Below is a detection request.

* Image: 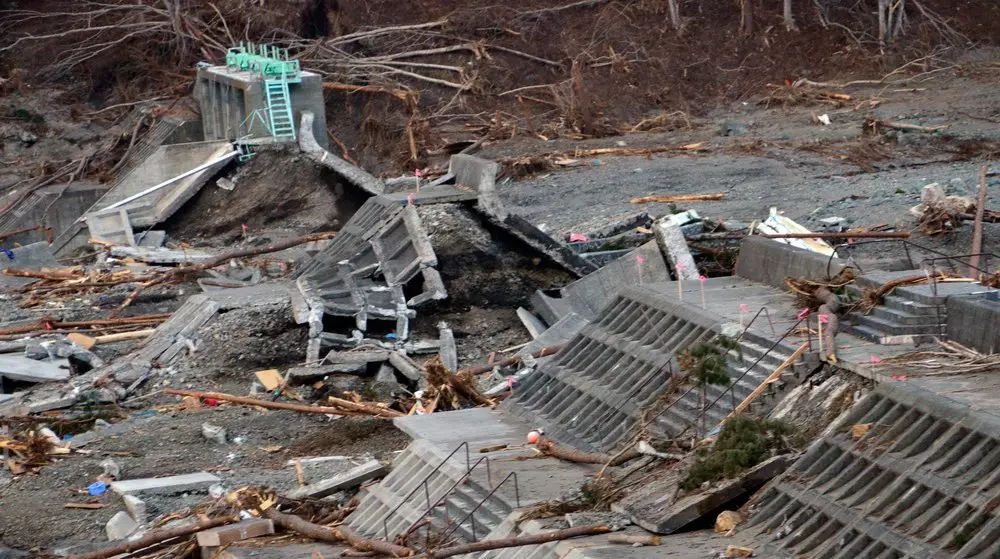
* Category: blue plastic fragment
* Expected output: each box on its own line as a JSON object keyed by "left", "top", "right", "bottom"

{"left": 88, "top": 481, "right": 107, "bottom": 496}
{"left": 1, "top": 248, "right": 13, "bottom": 261}
{"left": 385, "top": 333, "right": 398, "bottom": 340}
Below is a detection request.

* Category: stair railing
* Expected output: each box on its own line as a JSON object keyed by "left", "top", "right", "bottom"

{"left": 381, "top": 441, "right": 471, "bottom": 542}
{"left": 433, "top": 472, "right": 520, "bottom": 549}
{"left": 738, "top": 306, "right": 777, "bottom": 340}
{"left": 669, "top": 316, "right": 806, "bottom": 439}
{"left": 398, "top": 454, "right": 493, "bottom": 548}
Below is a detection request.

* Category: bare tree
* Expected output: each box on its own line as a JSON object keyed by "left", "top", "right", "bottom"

{"left": 783, "top": 0, "right": 798, "bottom": 31}
{"left": 740, "top": 0, "right": 754, "bottom": 36}
{"left": 666, "top": 0, "right": 681, "bottom": 30}
{"left": 878, "top": 0, "right": 908, "bottom": 44}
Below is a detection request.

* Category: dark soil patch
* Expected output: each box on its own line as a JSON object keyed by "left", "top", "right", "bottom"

{"left": 285, "top": 419, "right": 410, "bottom": 460}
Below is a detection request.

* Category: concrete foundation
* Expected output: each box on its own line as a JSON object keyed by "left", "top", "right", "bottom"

{"left": 195, "top": 65, "right": 327, "bottom": 147}
{"left": 736, "top": 237, "right": 845, "bottom": 288}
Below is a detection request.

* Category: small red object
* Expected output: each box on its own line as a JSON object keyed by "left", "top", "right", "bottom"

{"left": 797, "top": 308, "right": 809, "bottom": 320}
{"left": 241, "top": 224, "right": 248, "bottom": 233}
{"left": 203, "top": 398, "right": 219, "bottom": 407}
{"left": 636, "top": 254, "right": 645, "bottom": 264}
{"left": 527, "top": 430, "right": 540, "bottom": 444}
{"left": 407, "top": 192, "right": 416, "bottom": 206}
{"left": 44, "top": 322, "right": 53, "bottom": 330}
{"left": 818, "top": 313, "right": 830, "bottom": 324}
{"left": 699, "top": 275, "right": 708, "bottom": 282}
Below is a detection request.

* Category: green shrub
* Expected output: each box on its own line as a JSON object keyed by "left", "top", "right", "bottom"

{"left": 681, "top": 416, "right": 794, "bottom": 491}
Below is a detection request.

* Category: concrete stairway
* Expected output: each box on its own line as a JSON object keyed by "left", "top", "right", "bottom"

{"left": 344, "top": 439, "right": 515, "bottom": 549}
{"left": 745, "top": 382, "right": 1000, "bottom": 558}
{"left": 842, "top": 270, "right": 997, "bottom": 346}
{"left": 653, "top": 330, "right": 807, "bottom": 438}
{"left": 503, "top": 286, "right": 721, "bottom": 452}
{"left": 843, "top": 275, "right": 946, "bottom": 345}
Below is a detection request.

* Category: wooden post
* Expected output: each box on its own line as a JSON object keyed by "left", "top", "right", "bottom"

{"left": 969, "top": 164, "right": 989, "bottom": 279}
{"left": 723, "top": 342, "right": 809, "bottom": 421}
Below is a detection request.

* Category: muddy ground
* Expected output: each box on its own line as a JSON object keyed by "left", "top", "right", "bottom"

{"left": 490, "top": 64, "right": 1000, "bottom": 265}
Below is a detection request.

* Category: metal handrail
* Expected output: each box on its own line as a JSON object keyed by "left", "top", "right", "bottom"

{"left": 382, "top": 441, "right": 471, "bottom": 541}
{"left": 678, "top": 316, "right": 807, "bottom": 438}
{"left": 738, "top": 306, "right": 777, "bottom": 340}
{"left": 433, "top": 472, "right": 521, "bottom": 548}
{"left": 398, "top": 455, "right": 494, "bottom": 547}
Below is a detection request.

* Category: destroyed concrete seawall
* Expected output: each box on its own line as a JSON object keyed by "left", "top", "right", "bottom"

{"left": 746, "top": 381, "right": 1000, "bottom": 558}
{"left": 504, "top": 286, "right": 722, "bottom": 452}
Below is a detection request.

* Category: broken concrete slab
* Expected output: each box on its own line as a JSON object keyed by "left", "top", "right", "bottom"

{"left": 516, "top": 307, "right": 547, "bottom": 339}
{"left": 616, "top": 455, "right": 794, "bottom": 534}
{"left": 110, "top": 245, "right": 215, "bottom": 264}
{"left": 557, "top": 240, "right": 669, "bottom": 320}
{"left": 299, "top": 111, "right": 384, "bottom": 196}
{"left": 286, "top": 459, "right": 387, "bottom": 499}
{"left": 322, "top": 350, "right": 391, "bottom": 367}
{"left": 106, "top": 510, "right": 140, "bottom": 541}
{"left": 111, "top": 472, "right": 221, "bottom": 496}
{"left": 387, "top": 351, "right": 423, "bottom": 382}
{"left": 196, "top": 519, "right": 274, "bottom": 548}
{"left": 0, "top": 355, "right": 70, "bottom": 383}
{"left": 654, "top": 219, "right": 698, "bottom": 280}
{"left": 122, "top": 494, "right": 147, "bottom": 524}
{"left": 450, "top": 154, "right": 505, "bottom": 218}
{"left": 0, "top": 242, "right": 58, "bottom": 287}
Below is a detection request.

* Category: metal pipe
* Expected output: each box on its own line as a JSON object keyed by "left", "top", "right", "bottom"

{"left": 102, "top": 149, "right": 239, "bottom": 212}
{"left": 688, "top": 231, "right": 910, "bottom": 241}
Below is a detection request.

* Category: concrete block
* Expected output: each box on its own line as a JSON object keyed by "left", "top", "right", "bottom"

{"left": 286, "top": 460, "right": 387, "bottom": 499}
{"left": 559, "top": 241, "right": 669, "bottom": 320}
{"left": 111, "top": 472, "right": 221, "bottom": 496}
{"left": 516, "top": 308, "right": 547, "bottom": 339}
{"left": 196, "top": 519, "right": 274, "bottom": 547}
{"left": 0, "top": 242, "right": 58, "bottom": 287}
{"left": 106, "top": 511, "right": 140, "bottom": 540}
{"left": 123, "top": 495, "right": 147, "bottom": 524}
{"left": 437, "top": 322, "right": 458, "bottom": 371}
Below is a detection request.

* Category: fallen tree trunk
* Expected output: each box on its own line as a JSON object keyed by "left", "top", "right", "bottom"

{"left": 462, "top": 345, "right": 564, "bottom": 375}
{"left": 164, "top": 389, "right": 403, "bottom": 418}
{"left": 265, "top": 508, "right": 414, "bottom": 557}
{"left": 69, "top": 516, "right": 237, "bottom": 559}
{"left": 866, "top": 116, "right": 950, "bottom": 134}
{"left": 117, "top": 232, "right": 338, "bottom": 311}
{"left": 423, "top": 524, "right": 612, "bottom": 558}
{"left": 536, "top": 439, "right": 641, "bottom": 466}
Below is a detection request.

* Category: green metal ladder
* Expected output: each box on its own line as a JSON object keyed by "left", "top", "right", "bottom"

{"left": 264, "top": 75, "right": 296, "bottom": 141}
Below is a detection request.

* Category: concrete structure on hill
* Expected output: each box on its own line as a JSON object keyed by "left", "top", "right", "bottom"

{"left": 195, "top": 43, "right": 327, "bottom": 147}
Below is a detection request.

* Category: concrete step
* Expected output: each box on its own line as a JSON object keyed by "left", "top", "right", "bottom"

{"left": 870, "top": 305, "right": 942, "bottom": 326}
{"left": 846, "top": 323, "right": 939, "bottom": 346}
{"left": 855, "top": 313, "right": 943, "bottom": 336}
{"left": 883, "top": 294, "right": 942, "bottom": 316}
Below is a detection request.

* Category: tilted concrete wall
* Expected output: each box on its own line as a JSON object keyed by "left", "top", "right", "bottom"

{"left": 504, "top": 286, "right": 722, "bottom": 452}
{"left": 946, "top": 296, "right": 1000, "bottom": 354}
{"left": 746, "top": 381, "right": 1000, "bottom": 558}
{"left": 735, "top": 237, "right": 845, "bottom": 288}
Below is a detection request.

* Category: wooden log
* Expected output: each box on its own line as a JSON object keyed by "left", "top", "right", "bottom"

{"left": 461, "top": 345, "right": 564, "bottom": 375}
{"left": 68, "top": 516, "right": 237, "bottom": 559}
{"left": 423, "top": 524, "right": 612, "bottom": 558}
{"left": 631, "top": 193, "right": 725, "bottom": 204}
{"left": 93, "top": 329, "right": 156, "bottom": 344}
{"left": 164, "top": 389, "right": 403, "bottom": 418}
{"left": 969, "top": 164, "right": 989, "bottom": 279}
{"left": 607, "top": 534, "right": 661, "bottom": 545}
{"left": 264, "top": 508, "right": 414, "bottom": 557}
{"left": 724, "top": 343, "right": 808, "bottom": 421}
{"left": 536, "top": 439, "right": 642, "bottom": 466}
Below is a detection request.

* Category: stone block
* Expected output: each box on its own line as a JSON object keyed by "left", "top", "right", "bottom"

{"left": 196, "top": 519, "right": 274, "bottom": 547}
{"left": 106, "top": 511, "right": 140, "bottom": 541}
